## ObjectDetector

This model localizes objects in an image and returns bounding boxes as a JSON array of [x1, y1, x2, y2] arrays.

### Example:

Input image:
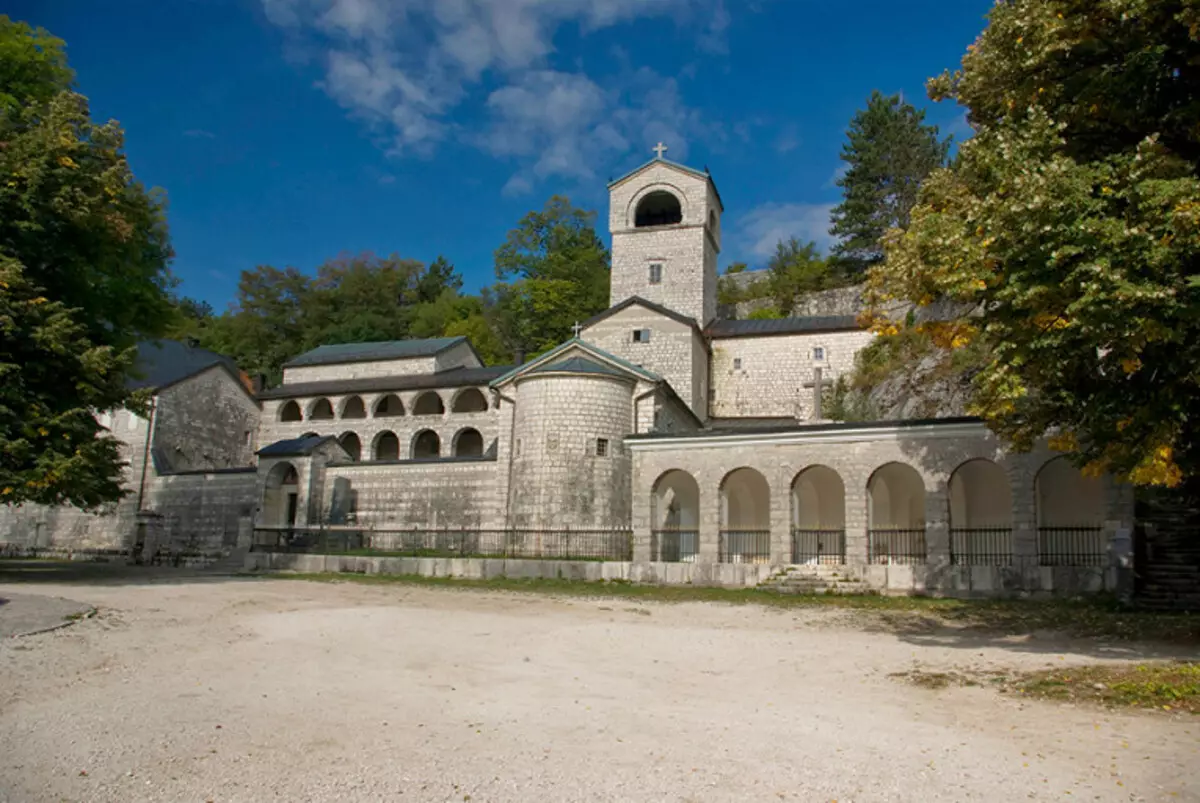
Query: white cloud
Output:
[[261, 0, 728, 185], [733, 202, 836, 261], [824, 163, 847, 189], [773, 122, 799, 154]]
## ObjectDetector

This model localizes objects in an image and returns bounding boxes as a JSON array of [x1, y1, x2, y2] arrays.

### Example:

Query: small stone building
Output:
[[0, 153, 1133, 594]]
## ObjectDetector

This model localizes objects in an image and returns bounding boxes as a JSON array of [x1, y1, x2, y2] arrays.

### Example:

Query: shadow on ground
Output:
[[0, 559, 258, 588]]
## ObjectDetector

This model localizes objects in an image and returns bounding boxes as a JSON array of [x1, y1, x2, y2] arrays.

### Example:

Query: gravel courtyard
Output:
[[1, 569, 1197, 802]]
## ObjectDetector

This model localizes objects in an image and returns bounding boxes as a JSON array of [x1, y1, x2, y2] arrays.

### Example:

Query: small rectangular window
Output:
[[632, 328, 651, 343], [596, 438, 609, 457], [813, 346, 826, 361], [515, 438, 522, 457], [648, 263, 663, 284], [733, 357, 742, 370]]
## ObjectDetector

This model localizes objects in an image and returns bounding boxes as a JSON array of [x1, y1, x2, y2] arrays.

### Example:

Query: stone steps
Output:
[[761, 565, 871, 595]]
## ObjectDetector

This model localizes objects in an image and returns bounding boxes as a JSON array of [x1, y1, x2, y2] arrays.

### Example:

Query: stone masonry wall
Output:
[[153, 365, 259, 472], [508, 373, 633, 529], [582, 305, 707, 418], [147, 469, 257, 553], [282, 356, 438, 385], [709, 329, 875, 418], [322, 460, 500, 530], [722, 278, 864, 320], [609, 162, 719, 326]]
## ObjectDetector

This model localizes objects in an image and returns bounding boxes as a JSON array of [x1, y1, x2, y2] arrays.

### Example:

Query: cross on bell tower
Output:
[[652, 142, 668, 159]]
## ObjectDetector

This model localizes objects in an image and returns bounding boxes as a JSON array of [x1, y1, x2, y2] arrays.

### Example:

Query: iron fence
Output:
[[651, 530, 699, 563], [867, 528, 927, 565], [790, 528, 845, 565], [252, 527, 632, 562], [1038, 526, 1106, 567], [949, 528, 1013, 566], [718, 530, 771, 564]]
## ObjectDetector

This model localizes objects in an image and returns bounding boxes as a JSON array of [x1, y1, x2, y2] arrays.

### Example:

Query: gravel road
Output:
[[0, 574, 1196, 802]]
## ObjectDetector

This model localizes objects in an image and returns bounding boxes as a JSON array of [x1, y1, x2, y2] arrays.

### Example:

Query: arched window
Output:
[[791, 466, 846, 564], [635, 191, 683, 227], [718, 467, 771, 563], [1035, 457, 1106, 566], [451, 388, 488, 413], [373, 431, 400, 461], [309, 398, 334, 420], [948, 459, 1013, 565], [279, 401, 303, 422], [262, 461, 300, 527], [866, 462, 926, 564], [652, 469, 700, 562], [374, 394, 404, 418], [341, 396, 366, 419], [338, 432, 362, 461], [412, 429, 441, 459], [452, 428, 483, 457], [412, 391, 444, 416]]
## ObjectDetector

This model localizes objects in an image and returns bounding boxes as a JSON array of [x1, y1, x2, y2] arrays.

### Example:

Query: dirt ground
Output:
[[0, 568, 1197, 802]]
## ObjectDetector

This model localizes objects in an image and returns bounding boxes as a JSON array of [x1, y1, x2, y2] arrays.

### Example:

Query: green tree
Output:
[[1, 17, 175, 507], [491, 195, 610, 356], [865, 0, 1200, 486], [765, 238, 831, 315], [829, 90, 951, 277]]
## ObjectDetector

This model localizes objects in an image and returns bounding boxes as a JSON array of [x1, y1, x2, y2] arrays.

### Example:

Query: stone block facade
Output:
[[709, 329, 875, 418]]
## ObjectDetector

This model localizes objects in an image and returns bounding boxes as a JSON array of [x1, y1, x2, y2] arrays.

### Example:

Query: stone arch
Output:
[[309, 398, 334, 420], [635, 190, 683, 227], [1035, 456, 1105, 527], [790, 465, 846, 563], [451, 387, 488, 413], [341, 395, 366, 419], [452, 427, 483, 457], [412, 429, 441, 459], [651, 469, 700, 562], [262, 461, 300, 527], [866, 462, 926, 564], [412, 391, 445, 416], [372, 431, 400, 461], [338, 431, 362, 462], [300, 432, 319, 439], [719, 467, 771, 563], [373, 394, 404, 418], [948, 458, 1013, 565], [279, 400, 303, 422]]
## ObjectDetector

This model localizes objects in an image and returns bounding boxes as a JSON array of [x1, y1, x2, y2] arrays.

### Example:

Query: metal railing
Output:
[[1038, 526, 1106, 567], [790, 528, 845, 564], [867, 528, 927, 565], [651, 530, 699, 563], [718, 530, 771, 564], [949, 528, 1013, 566], [252, 526, 633, 562]]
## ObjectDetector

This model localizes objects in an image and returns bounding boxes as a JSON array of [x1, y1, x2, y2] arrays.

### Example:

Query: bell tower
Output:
[[607, 144, 721, 325]]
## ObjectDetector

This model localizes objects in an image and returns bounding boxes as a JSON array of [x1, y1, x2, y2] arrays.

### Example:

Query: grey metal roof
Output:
[[627, 416, 984, 440], [705, 416, 799, 432], [257, 435, 335, 457], [283, 337, 466, 368], [705, 315, 863, 339], [529, 356, 628, 378], [491, 338, 661, 387], [258, 365, 511, 400], [126, 340, 241, 391]]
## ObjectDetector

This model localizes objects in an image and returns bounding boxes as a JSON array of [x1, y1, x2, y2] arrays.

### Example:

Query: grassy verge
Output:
[[895, 662, 1200, 714], [264, 572, 1200, 644]]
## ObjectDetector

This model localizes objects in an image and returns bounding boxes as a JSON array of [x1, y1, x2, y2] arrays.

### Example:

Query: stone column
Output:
[[631, 465, 653, 564], [925, 485, 951, 567], [843, 481, 869, 566], [1009, 457, 1039, 586], [697, 479, 720, 564], [769, 469, 791, 566]]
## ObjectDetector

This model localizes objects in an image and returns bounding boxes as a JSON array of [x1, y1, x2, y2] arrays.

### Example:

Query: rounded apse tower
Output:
[[507, 359, 633, 530]]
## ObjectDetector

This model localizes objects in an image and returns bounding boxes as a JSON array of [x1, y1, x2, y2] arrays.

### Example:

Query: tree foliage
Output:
[[1, 17, 174, 507], [829, 90, 951, 277], [864, 0, 1200, 486]]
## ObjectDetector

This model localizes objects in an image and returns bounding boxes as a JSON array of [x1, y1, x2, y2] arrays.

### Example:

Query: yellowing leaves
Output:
[[1120, 357, 1141, 375], [1128, 446, 1183, 488], [1048, 432, 1078, 452], [57, 155, 78, 169]]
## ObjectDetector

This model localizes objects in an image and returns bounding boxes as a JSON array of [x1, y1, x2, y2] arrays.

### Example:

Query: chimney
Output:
[[251, 373, 267, 394], [811, 366, 823, 422]]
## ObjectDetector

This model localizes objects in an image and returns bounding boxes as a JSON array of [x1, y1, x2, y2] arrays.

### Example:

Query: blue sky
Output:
[[11, 0, 993, 311]]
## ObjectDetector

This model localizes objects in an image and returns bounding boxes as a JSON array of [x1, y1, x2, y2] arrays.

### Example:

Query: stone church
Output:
[[0, 152, 1132, 595]]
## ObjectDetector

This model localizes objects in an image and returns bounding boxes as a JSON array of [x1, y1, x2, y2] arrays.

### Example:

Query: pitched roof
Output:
[[529, 356, 629, 378], [580, 296, 703, 336], [257, 435, 336, 458], [283, 337, 467, 368], [705, 315, 863, 339], [607, 157, 724, 211], [491, 338, 660, 388], [126, 340, 243, 392], [257, 365, 511, 400]]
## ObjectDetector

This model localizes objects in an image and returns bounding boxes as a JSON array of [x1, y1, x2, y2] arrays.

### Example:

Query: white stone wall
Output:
[[153, 365, 260, 471], [709, 329, 875, 418], [148, 470, 257, 553], [628, 423, 1134, 590], [581, 305, 707, 418], [609, 162, 719, 326], [507, 373, 634, 528], [322, 460, 500, 530], [282, 356, 438, 384], [259, 387, 498, 460]]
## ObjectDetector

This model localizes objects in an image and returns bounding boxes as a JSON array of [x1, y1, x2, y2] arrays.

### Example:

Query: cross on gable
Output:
[[653, 142, 668, 159], [571, 321, 583, 337]]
